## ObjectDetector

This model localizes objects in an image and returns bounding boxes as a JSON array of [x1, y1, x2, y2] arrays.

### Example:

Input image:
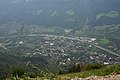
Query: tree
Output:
[[11, 66, 26, 78]]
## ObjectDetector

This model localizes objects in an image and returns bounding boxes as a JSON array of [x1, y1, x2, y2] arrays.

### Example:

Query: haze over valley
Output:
[[0, 0, 120, 79]]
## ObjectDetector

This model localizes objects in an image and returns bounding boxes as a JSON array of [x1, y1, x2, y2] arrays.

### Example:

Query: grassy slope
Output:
[[8, 64, 120, 80], [59, 65, 120, 79]]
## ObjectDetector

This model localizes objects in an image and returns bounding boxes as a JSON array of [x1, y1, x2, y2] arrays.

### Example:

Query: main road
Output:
[[0, 34, 119, 57]]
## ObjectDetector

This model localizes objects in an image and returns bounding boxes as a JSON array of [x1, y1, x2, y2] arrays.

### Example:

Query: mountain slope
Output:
[[0, 0, 120, 27]]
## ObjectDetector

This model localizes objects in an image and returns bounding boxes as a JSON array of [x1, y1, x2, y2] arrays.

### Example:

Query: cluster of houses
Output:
[[17, 34, 120, 65]]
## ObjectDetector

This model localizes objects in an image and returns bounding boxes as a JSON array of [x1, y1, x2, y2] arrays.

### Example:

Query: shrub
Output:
[[11, 66, 26, 78], [69, 64, 81, 73], [0, 67, 11, 79], [67, 63, 104, 74], [80, 63, 104, 71]]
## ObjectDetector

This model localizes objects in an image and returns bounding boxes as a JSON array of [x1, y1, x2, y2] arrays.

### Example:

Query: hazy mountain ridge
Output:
[[0, 0, 120, 27]]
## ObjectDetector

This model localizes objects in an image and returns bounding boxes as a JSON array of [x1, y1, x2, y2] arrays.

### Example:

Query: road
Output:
[[0, 34, 119, 57]]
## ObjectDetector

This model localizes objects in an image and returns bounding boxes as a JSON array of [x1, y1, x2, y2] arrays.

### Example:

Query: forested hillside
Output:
[[0, 0, 120, 27]]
